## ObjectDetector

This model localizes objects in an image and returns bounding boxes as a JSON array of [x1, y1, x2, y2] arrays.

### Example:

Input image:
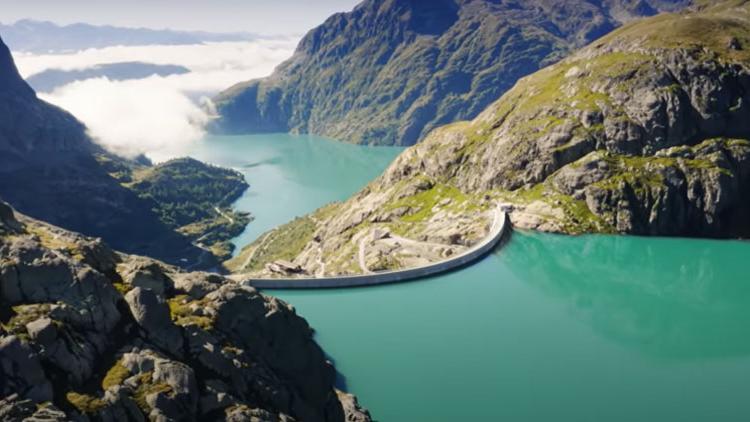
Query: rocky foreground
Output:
[[229, 1, 750, 277], [0, 201, 369, 421]]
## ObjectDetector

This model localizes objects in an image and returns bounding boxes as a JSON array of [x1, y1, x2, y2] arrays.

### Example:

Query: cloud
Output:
[[14, 39, 298, 158], [40, 77, 209, 158]]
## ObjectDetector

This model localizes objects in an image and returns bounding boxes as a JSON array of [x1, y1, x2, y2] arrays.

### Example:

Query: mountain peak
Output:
[[0, 36, 33, 97]]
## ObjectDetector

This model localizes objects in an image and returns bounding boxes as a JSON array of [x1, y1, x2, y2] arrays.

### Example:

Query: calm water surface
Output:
[[188, 134, 750, 422], [180, 133, 404, 250]]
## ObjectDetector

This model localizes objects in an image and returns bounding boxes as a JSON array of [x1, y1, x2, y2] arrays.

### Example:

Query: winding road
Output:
[[213, 207, 235, 224], [232, 205, 509, 289]]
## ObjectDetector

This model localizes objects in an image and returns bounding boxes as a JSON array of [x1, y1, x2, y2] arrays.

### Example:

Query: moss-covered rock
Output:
[[0, 203, 370, 421]]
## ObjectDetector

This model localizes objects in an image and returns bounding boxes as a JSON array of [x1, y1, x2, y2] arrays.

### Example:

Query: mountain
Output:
[[0, 35, 242, 268], [0, 19, 255, 53], [0, 201, 370, 421], [26, 62, 190, 93], [228, 1, 750, 276], [212, 0, 690, 146], [103, 157, 253, 261]]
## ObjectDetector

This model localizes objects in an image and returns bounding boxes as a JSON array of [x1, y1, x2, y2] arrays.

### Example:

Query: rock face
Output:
[[212, 0, 688, 146], [0, 35, 249, 268], [0, 203, 370, 421], [230, 2, 750, 277]]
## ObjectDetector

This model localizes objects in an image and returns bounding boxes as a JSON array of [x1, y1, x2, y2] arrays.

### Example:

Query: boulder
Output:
[[199, 379, 236, 415], [121, 349, 198, 421], [100, 387, 147, 422], [25, 318, 56, 345], [172, 272, 224, 299], [0, 202, 21, 234], [0, 394, 35, 421], [119, 257, 174, 296], [0, 336, 53, 403], [0, 394, 67, 421], [125, 287, 184, 358], [266, 260, 304, 275], [209, 284, 342, 421], [225, 405, 295, 422], [336, 390, 372, 422]]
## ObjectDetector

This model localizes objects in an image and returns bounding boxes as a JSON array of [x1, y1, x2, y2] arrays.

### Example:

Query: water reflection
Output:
[[500, 231, 750, 359]]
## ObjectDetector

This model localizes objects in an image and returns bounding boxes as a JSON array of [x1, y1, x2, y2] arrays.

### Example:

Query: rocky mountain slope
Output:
[[212, 0, 689, 146], [229, 1, 750, 276], [0, 35, 247, 269], [0, 201, 370, 421]]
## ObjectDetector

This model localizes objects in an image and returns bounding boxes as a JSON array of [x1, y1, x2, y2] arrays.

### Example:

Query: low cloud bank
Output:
[[41, 77, 209, 158], [13, 39, 298, 158]]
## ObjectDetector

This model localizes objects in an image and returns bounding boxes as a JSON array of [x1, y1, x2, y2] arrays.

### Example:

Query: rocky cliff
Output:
[[229, 2, 750, 276], [212, 0, 688, 146], [0, 35, 247, 269], [0, 201, 370, 421]]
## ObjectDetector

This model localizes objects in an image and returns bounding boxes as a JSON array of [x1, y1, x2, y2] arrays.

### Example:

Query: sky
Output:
[[14, 39, 299, 158], [0, 0, 361, 35], [1, 0, 362, 159]]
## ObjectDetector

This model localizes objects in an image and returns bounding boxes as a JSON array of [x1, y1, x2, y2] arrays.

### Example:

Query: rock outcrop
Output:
[[212, 0, 688, 146], [229, 2, 750, 276], [0, 202, 370, 421]]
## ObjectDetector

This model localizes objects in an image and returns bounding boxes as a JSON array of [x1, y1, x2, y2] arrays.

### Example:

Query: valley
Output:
[[2, 1, 750, 421]]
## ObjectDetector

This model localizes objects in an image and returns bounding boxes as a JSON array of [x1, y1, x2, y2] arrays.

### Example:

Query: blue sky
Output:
[[0, 0, 362, 35]]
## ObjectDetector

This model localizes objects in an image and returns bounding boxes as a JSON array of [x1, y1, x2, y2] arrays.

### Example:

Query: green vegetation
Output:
[[112, 282, 131, 295], [25, 224, 85, 261], [384, 180, 483, 224], [503, 137, 747, 234], [126, 158, 248, 228], [132, 372, 172, 413], [100, 156, 251, 261], [1, 304, 53, 340], [594, 4, 750, 63], [594, 148, 732, 193], [93, 153, 140, 183], [503, 183, 615, 234], [167, 295, 213, 330], [102, 360, 130, 390], [227, 216, 317, 272], [65, 392, 106, 414], [499, 51, 649, 125], [214, 0, 677, 146]]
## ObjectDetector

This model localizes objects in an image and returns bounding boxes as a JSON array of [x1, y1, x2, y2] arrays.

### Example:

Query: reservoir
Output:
[[186, 134, 750, 422]]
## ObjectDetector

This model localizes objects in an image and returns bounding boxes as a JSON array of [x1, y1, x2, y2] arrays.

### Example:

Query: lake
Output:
[[186, 133, 750, 422]]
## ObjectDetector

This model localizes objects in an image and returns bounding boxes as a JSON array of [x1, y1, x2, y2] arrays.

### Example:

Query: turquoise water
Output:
[[276, 233, 750, 421], [188, 134, 750, 421], [180, 134, 404, 252]]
